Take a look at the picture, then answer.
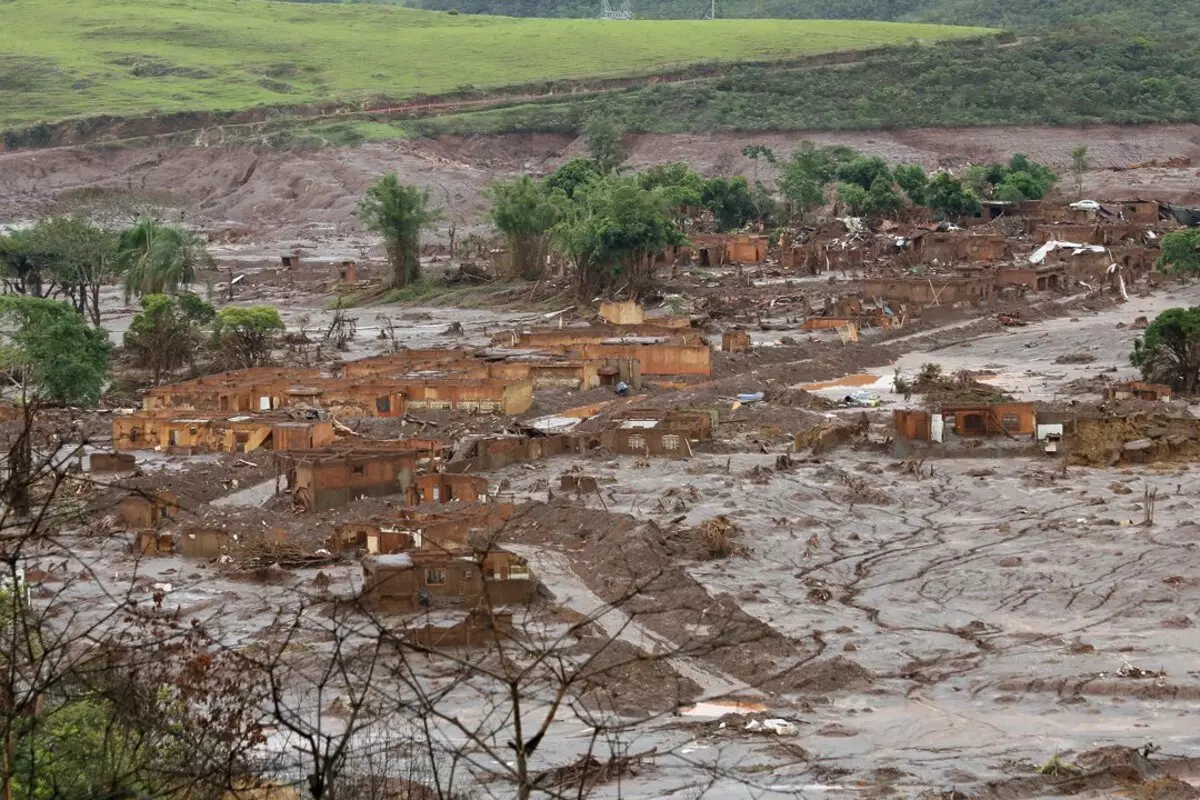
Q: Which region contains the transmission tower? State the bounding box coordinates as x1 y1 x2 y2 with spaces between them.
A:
599 0 633 19
701 0 715 19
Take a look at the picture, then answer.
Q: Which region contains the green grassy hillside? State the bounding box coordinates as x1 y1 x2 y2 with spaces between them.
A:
0 0 989 127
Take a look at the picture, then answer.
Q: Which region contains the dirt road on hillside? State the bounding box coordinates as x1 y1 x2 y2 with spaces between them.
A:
2 125 1198 241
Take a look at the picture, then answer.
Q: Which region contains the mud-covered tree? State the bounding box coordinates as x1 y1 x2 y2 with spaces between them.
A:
489 176 566 280
357 174 443 289
893 163 928 206
741 144 776 182
925 172 982 219
553 175 685 299
116 218 213 300
1132 306 1200 393
1157 229 1200 276
214 305 285 369
124 292 216 385
583 115 624 175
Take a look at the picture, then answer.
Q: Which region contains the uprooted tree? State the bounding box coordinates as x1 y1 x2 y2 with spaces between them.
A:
1131 306 1200 393
357 174 444 289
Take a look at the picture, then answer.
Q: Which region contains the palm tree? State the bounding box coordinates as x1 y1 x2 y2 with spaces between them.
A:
116 218 213 300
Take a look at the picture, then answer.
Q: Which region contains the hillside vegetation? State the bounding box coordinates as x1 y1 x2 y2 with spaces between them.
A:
412 29 1200 136
402 0 1200 33
0 0 987 128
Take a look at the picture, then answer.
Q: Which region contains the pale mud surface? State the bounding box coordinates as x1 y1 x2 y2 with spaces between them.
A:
50 284 1200 798
2 125 1198 245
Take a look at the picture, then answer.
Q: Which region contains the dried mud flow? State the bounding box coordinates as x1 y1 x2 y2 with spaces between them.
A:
2 124 1200 244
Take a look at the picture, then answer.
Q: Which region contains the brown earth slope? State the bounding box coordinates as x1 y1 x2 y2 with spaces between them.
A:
2 125 1198 240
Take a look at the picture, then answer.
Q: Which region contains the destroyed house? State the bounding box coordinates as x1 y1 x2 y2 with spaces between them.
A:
394 377 533 415
277 449 426 511
119 490 179 531
498 325 706 349
572 341 711 377
893 402 1037 442
113 413 334 454
858 276 994 305
1107 382 1172 403
338 349 476 379
360 548 536 613
329 503 513 555
995 264 1066 292
907 231 1009 264
142 368 321 413
407 474 489 506
609 409 713 458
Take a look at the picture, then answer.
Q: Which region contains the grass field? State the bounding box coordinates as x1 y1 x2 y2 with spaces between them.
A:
0 0 991 128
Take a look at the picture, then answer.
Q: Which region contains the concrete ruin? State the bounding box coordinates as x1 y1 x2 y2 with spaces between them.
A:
360 547 536 613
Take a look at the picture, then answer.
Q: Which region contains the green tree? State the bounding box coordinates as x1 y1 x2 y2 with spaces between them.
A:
835 182 870 216
0 228 53 298
925 173 982 218
637 162 705 223
1070 145 1089 198
552 175 685 299
1131 307 1200 393
27 216 117 327
214 306 285 368
701 176 758 232
0 296 111 406
544 158 601 200
124 293 216 385
893 163 928 206
865 175 904 216
115 218 212 301
1158 229 1200 275
835 155 892 190
488 175 565 280
357 174 443 289
583 115 624 175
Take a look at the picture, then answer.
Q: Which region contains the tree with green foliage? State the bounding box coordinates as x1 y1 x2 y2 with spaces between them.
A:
966 153 1058 202
544 158 601 200
124 293 216 385
0 296 111 407
1070 145 1089 198
27 216 118 327
552 175 685 299
1157 229 1200 275
488 175 565 280
893 163 928 206
925 172 982 219
701 176 759 232
0 228 55 299
583 115 624 175
865 175 904 216
357 174 443 289
1131 307 1200 393
214 305 285 369
115 218 212 301
835 182 870 216
777 141 859 219
637 162 705 223
835 155 892 190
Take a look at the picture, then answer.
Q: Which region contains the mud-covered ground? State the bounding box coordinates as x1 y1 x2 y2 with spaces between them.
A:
34 278 1200 798
2 124 1198 247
